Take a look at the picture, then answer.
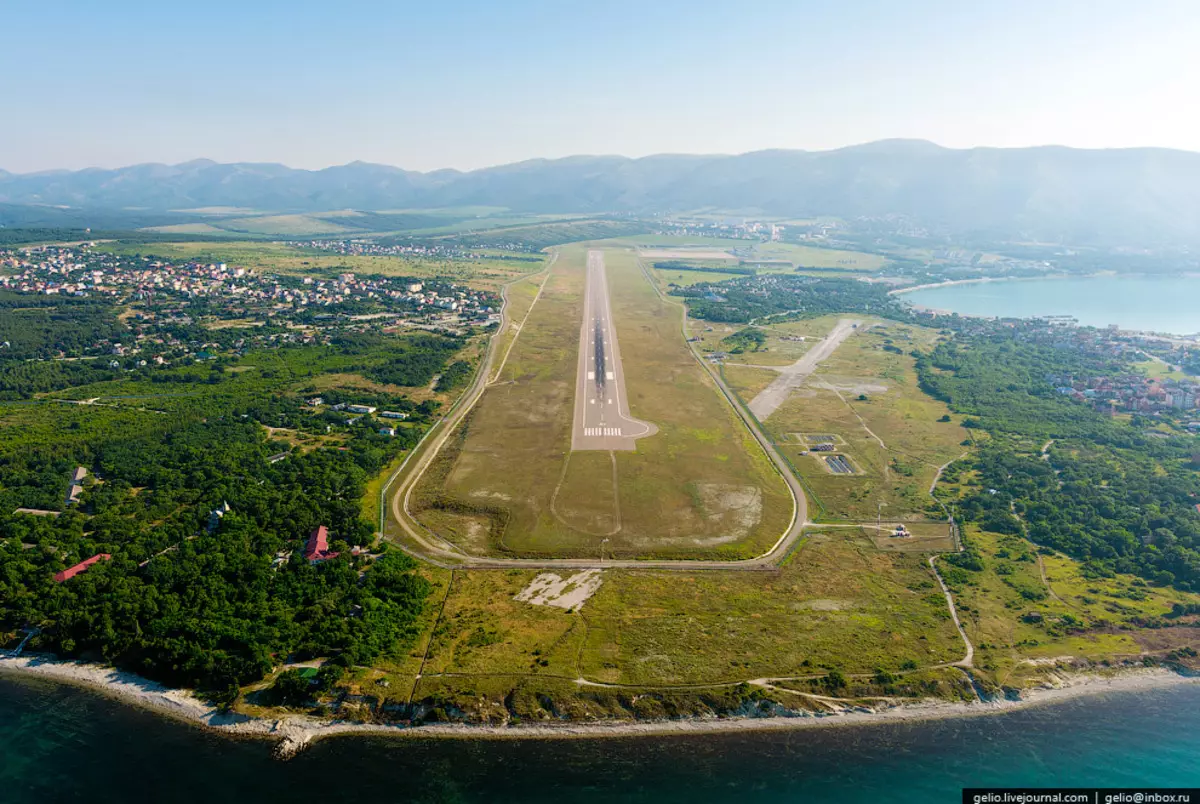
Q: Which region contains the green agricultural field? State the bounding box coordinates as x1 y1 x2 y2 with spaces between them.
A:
140 222 230 235
655 269 748 287
411 246 793 559
605 234 752 248
96 240 539 291
406 214 578 237
639 243 886 287
216 214 354 236
446 219 652 250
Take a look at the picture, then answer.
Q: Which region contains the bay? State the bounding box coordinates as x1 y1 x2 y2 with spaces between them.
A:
902 276 1200 336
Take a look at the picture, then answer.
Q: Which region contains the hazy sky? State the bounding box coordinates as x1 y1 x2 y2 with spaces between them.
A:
3 0 1199 172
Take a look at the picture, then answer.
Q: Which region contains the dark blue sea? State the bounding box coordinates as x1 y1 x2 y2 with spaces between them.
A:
2 673 1198 803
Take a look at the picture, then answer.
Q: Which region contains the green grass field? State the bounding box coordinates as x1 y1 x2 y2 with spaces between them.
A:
217 214 354 235
96 240 540 291
1134 359 1192 381
411 245 792 559
380 528 965 718
140 222 230 235
943 526 1200 688
488 266 550 383
712 316 969 523
746 242 886 270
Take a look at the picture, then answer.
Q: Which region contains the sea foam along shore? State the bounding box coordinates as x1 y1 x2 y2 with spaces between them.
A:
2 652 1197 759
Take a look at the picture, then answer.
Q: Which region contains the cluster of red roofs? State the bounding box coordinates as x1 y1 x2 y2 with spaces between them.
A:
54 526 338 584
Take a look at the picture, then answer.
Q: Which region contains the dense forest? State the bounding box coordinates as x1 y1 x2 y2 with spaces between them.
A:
0 292 128 361
0 303 475 697
362 333 463 387
434 360 473 392
0 413 430 699
720 327 767 353
673 275 902 323
918 333 1200 590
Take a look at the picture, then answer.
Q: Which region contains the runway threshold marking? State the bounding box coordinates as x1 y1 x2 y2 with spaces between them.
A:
583 428 622 437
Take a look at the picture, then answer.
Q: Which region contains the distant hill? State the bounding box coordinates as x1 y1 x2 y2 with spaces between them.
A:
4 141 1200 246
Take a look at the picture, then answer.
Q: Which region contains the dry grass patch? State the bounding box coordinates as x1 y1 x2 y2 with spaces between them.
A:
578 530 962 685
420 570 586 677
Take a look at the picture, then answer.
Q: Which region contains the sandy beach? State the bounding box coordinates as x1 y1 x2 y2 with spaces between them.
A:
2 652 1197 759
887 274 1086 297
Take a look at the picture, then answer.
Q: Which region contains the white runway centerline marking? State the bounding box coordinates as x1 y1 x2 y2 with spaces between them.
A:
572 249 657 451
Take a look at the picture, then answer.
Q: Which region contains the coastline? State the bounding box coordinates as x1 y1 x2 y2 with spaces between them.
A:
3 653 1197 758
889 272 1200 340
887 273 1084 297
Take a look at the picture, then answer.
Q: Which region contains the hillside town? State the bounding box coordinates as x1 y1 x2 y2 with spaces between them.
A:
929 314 1200 419
0 244 501 362
1048 371 1200 417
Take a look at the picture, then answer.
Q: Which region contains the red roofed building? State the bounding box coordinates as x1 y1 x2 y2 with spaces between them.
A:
304 526 339 563
54 553 112 583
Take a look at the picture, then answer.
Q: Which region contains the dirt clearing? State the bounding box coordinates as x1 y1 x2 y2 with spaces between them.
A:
514 569 604 610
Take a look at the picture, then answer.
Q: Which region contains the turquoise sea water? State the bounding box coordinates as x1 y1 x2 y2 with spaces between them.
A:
902 276 1200 336
2 673 1199 803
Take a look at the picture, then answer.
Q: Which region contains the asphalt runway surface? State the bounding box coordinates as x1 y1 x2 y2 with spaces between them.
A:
571 250 656 451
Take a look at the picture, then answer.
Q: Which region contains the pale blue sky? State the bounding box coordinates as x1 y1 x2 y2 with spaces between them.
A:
2 0 1198 172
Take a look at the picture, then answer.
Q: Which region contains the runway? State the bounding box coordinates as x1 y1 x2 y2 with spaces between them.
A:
571 250 656 451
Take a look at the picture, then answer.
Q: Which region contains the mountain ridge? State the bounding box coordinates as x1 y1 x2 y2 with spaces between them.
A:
4 141 1200 245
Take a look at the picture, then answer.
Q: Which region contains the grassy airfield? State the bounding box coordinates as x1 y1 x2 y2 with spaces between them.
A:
692 314 970 526
410 245 793 559
124 232 1195 722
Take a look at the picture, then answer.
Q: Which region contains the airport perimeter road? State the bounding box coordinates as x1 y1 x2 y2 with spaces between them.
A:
748 318 863 421
572 250 656 451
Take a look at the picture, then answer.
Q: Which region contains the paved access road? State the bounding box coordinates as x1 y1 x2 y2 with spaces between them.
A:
571 250 656 451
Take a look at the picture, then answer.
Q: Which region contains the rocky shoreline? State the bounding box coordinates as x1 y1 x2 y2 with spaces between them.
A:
2 653 1197 759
